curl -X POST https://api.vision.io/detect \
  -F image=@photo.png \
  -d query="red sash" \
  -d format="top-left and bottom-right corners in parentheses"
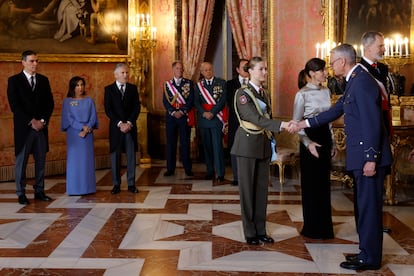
top-left (197, 81), bottom-right (228, 131)
top-left (166, 80), bottom-right (185, 107)
top-left (166, 80), bottom-right (195, 127)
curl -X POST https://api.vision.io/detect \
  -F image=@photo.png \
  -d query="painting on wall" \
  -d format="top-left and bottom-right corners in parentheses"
top-left (343, 0), bottom-right (412, 46)
top-left (0, 0), bottom-right (129, 62)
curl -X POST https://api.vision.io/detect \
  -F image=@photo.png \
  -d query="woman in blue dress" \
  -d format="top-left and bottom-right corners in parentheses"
top-left (61, 76), bottom-right (98, 195)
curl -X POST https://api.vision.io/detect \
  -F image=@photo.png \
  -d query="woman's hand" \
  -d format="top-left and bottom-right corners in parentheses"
top-left (308, 142), bottom-right (321, 158)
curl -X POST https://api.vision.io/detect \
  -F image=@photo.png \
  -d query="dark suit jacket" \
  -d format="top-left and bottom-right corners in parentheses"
top-left (231, 85), bottom-right (281, 159)
top-left (104, 82), bottom-right (141, 153)
top-left (360, 57), bottom-right (389, 92)
top-left (194, 77), bottom-right (227, 129)
top-left (7, 71), bottom-right (54, 155)
top-left (360, 57), bottom-right (393, 135)
top-left (308, 65), bottom-right (392, 171)
top-left (226, 77), bottom-right (241, 148)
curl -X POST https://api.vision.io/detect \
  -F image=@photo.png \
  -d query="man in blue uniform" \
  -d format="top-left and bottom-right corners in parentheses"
top-left (163, 61), bottom-right (194, 177)
top-left (295, 44), bottom-right (392, 270)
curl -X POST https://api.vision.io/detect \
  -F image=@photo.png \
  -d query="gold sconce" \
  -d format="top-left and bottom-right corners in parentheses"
top-left (129, 13), bottom-right (157, 105)
top-left (128, 7), bottom-right (157, 168)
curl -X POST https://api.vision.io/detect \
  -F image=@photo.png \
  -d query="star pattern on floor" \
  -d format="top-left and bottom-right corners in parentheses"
top-left (0, 164), bottom-right (414, 275)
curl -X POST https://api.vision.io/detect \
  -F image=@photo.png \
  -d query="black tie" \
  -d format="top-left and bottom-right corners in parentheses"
top-left (120, 84), bottom-right (125, 98)
top-left (30, 76), bottom-right (35, 91)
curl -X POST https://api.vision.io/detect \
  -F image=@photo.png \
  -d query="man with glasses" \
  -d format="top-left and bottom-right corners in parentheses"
top-left (293, 44), bottom-right (392, 271)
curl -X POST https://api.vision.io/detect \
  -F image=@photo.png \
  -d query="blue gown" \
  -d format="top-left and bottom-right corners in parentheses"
top-left (61, 97), bottom-right (98, 195)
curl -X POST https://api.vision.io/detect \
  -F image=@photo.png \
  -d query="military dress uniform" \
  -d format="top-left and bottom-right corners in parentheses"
top-left (307, 65), bottom-right (392, 268)
top-left (194, 77), bottom-right (227, 180)
top-left (231, 83), bottom-right (282, 243)
top-left (162, 77), bottom-right (194, 176)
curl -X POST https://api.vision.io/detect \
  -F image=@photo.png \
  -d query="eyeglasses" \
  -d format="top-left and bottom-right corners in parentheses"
top-left (329, 58), bottom-right (341, 68)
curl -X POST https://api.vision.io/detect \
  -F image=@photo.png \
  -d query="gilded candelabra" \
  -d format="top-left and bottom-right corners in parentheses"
top-left (129, 13), bottom-right (157, 106)
top-left (129, 13), bottom-right (157, 167)
top-left (383, 55), bottom-right (412, 74)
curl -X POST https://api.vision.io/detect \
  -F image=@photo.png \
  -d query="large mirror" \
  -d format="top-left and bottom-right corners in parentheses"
top-left (325, 0), bottom-right (414, 97)
top-left (326, 0), bottom-right (414, 48)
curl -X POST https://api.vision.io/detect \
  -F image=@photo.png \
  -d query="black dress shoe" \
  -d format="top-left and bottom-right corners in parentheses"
top-left (185, 171), bottom-right (194, 177)
top-left (18, 195), bottom-right (30, 205)
top-left (34, 192), bottom-right (52, 201)
top-left (231, 180), bottom-right (238, 186)
top-left (340, 260), bottom-right (380, 270)
top-left (345, 254), bottom-right (359, 262)
top-left (164, 170), bottom-right (174, 176)
top-left (128, 186), bottom-right (139, 193)
top-left (246, 237), bottom-right (262, 245)
top-left (257, 235), bottom-right (274, 243)
top-left (205, 174), bottom-right (213, 180)
top-left (111, 186), bottom-right (121, 194)
top-left (216, 176), bottom-right (225, 182)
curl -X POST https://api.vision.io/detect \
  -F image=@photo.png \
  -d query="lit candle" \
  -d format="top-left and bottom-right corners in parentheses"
top-left (316, 43), bottom-right (320, 58)
top-left (360, 44), bottom-right (364, 57)
top-left (398, 37), bottom-right (403, 57)
top-left (131, 26), bottom-right (137, 39)
top-left (390, 39), bottom-right (394, 57)
top-left (384, 38), bottom-right (389, 57)
top-left (321, 44), bottom-right (325, 59)
top-left (404, 37), bottom-right (409, 56)
top-left (141, 14), bottom-right (145, 26)
top-left (146, 14), bottom-right (150, 26)
top-left (152, 27), bottom-right (157, 40)
top-left (136, 14), bottom-right (140, 27)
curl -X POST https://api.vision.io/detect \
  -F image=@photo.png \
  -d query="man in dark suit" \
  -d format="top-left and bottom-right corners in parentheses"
top-left (104, 63), bottom-right (140, 194)
top-left (226, 58), bottom-right (249, 186)
top-left (295, 44), bottom-right (392, 270)
top-left (7, 50), bottom-right (54, 205)
top-left (194, 62), bottom-right (227, 182)
top-left (360, 31), bottom-right (393, 136)
top-left (162, 61), bottom-right (194, 177)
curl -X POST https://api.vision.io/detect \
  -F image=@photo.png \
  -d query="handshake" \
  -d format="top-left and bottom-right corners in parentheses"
top-left (280, 120), bottom-right (307, 133)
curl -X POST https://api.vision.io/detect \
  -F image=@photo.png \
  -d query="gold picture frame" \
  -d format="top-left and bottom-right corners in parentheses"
top-left (326, 0), bottom-right (414, 50)
top-left (0, 0), bottom-right (134, 62)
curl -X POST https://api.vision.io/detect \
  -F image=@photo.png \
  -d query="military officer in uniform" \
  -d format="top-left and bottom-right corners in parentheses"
top-left (231, 57), bottom-right (292, 245)
top-left (295, 44), bottom-right (392, 270)
top-left (163, 61), bottom-right (194, 177)
top-left (194, 62), bottom-right (227, 181)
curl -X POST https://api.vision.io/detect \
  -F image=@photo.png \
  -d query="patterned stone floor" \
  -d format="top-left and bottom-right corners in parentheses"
top-left (0, 161), bottom-right (414, 275)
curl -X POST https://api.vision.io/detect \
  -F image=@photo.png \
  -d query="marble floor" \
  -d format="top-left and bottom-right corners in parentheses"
top-left (1, 161), bottom-right (414, 275)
